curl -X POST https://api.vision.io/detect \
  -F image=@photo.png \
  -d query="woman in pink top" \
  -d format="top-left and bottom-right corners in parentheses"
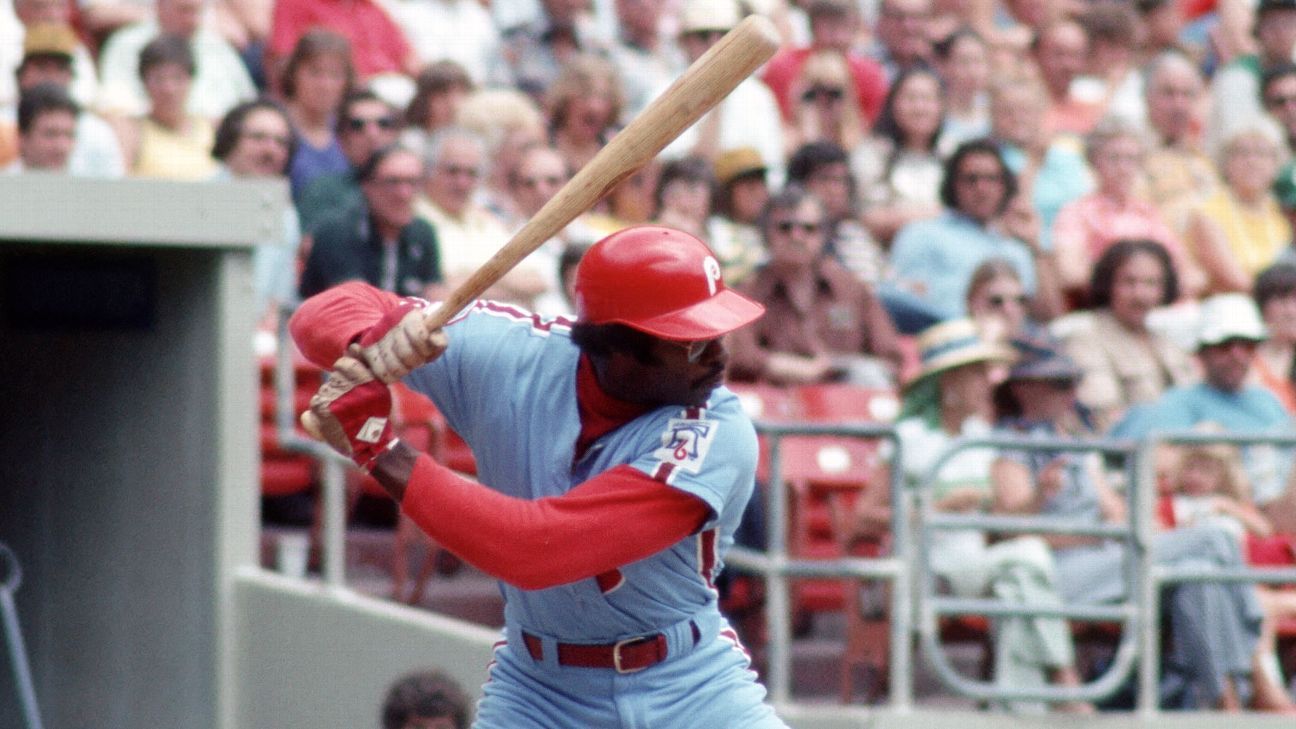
top-left (1051, 117), bottom-right (1204, 303)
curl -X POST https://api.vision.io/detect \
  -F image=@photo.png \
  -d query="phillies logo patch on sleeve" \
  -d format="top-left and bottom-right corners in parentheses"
top-left (653, 417), bottom-right (718, 475)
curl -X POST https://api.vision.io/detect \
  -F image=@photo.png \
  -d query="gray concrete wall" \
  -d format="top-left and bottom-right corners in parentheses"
top-left (233, 570), bottom-right (498, 728)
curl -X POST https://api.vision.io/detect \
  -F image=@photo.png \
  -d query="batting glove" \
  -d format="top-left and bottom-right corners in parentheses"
top-left (307, 355), bottom-right (400, 472)
top-left (357, 299), bottom-right (448, 384)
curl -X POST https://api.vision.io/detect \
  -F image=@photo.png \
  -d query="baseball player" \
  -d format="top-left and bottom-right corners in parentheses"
top-left (291, 226), bottom-right (789, 728)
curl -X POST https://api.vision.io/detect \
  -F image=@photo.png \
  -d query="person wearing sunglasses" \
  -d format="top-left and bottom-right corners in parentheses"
top-left (296, 90), bottom-right (401, 234)
top-left (299, 143), bottom-right (441, 301)
top-left (728, 185), bottom-right (901, 386)
top-left (761, 0), bottom-right (886, 126)
top-left (891, 138), bottom-right (1058, 323)
top-left (290, 225), bottom-right (790, 727)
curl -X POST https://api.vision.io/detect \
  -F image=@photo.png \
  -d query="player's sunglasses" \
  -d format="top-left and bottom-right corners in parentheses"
top-left (669, 337), bottom-right (721, 363)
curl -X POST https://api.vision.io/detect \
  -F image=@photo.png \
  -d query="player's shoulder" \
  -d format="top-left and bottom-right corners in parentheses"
top-left (447, 299), bottom-right (577, 340)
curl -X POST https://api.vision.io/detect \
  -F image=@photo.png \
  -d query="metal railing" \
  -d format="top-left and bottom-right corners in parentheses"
top-left (271, 305), bottom-right (352, 588)
top-left (1134, 431), bottom-right (1296, 716)
top-left (726, 421), bottom-right (911, 710)
top-left (914, 435), bottom-right (1143, 705)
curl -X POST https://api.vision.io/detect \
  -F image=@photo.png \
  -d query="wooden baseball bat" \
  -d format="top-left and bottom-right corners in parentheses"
top-left (423, 13), bottom-right (780, 333)
top-left (301, 16), bottom-right (779, 441)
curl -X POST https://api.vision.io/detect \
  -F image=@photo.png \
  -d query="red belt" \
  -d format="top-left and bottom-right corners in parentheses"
top-left (522, 622), bottom-right (700, 674)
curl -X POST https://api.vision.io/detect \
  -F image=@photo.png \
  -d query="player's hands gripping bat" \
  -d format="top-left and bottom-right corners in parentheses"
top-left (356, 298), bottom-right (448, 384)
top-left (307, 354), bottom-right (400, 471)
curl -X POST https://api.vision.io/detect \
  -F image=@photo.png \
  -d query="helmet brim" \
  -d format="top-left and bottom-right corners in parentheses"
top-left (616, 288), bottom-right (765, 340)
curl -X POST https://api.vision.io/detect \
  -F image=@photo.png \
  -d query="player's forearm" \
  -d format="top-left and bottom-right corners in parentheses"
top-left (289, 282), bottom-right (406, 367)
top-left (372, 444), bottom-right (709, 590)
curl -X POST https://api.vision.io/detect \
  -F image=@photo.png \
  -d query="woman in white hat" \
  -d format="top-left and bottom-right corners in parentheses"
top-left (852, 319), bottom-right (1090, 710)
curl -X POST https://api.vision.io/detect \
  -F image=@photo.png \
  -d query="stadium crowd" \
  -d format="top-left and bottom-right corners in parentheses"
top-left (9, 0), bottom-right (1296, 714)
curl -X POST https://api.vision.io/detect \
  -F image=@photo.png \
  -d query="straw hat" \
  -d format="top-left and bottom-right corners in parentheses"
top-left (713, 147), bottom-right (766, 186)
top-left (905, 319), bottom-right (1014, 390)
top-left (22, 23), bottom-right (79, 61)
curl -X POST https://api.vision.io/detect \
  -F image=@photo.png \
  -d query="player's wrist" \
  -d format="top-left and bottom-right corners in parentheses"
top-left (369, 440), bottom-right (419, 502)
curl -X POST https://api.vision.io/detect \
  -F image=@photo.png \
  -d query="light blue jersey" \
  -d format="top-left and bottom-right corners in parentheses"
top-left (404, 300), bottom-right (785, 728)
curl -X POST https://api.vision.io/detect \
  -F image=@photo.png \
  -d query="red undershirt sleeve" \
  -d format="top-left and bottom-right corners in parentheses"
top-left (288, 281), bottom-right (406, 367)
top-left (400, 459), bottom-right (713, 590)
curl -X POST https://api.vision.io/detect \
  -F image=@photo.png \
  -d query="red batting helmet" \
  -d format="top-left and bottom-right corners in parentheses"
top-left (574, 225), bottom-right (765, 340)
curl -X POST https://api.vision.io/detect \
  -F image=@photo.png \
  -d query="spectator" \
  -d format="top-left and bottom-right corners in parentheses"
top-left (545, 54), bottom-right (622, 175)
top-left (454, 88), bottom-right (547, 222)
top-left (299, 144), bottom-right (440, 299)
top-left (379, 0), bottom-right (499, 85)
top-left (659, 0), bottom-right (785, 187)
top-left (782, 50), bottom-right (868, 157)
top-left (506, 143), bottom-right (600, 313)
top-left (1187, 116), bottom-right (1291, 293)
top-left (1252, 262), bottom-right (1296, 412)
top-left (707, 146), bottom-right (769, 287)
top-left (97, 0), bottom-right (255, 121)
top-left (1079, 1), bottom-right (1146, 127)
top-left (1058, 240), bottom-right (1197, 432)
top-left (652, 156), bottom-right (713, 243)
top-left (280, 29), bottom-right (354, 201)
top-left (267, 0), bottom-right (416, 89)
top-left (933, 28), bottom-right (992, 153)
top-left (855, 67), bottom-right (946, 244)
top-left (787, 141), bottom-right (888, 293)
top-left (992, 331), bottom-right (1268, 711)
top-left (727, 185), bottom-right (902, 385)
top-left (1211, 0), bottom-right (1296, 150)
top-left (965, 257), bottom-right (1036, 346)
top-left (607, 0), bottom-right (685, 120)
top-left (1032, 19), bottom-right (1103, 138)
top-left (415, 127), bottom-right (524, 301)
top-left (211, 98), bottom-right (300, 319)
top-left (1, 0), bottom-right (99, 112)
top-left (869, 0), bottom-right (933, 80)
top-left (889, 138), bottom-right (1048, 321)
top-left (1159, 438), bottom-right (1296, 712)
top-left (401, 61), bottom-right (474, 157)
top-left (1114, 293), bottom-right (1296, 535)
top-left (852, 318), bottom-right (1089, 711)
top-left (988, 78), bottom-right (1093, 253)
top-left (296, 90), bottom-right (401, 234)
top-left (1140, 51), bottom-right (1219, 239)
top-left (761, 0), bottom-right (888, 126)
top-left (1052, 117), bottom-right (1198, 300)
top-left (488, 0), bottom-right (601, 101)
top-left (1, 23), bottom-right (125, 177)
top-left (4, 82), bottom-right (76, 173)
top-left (1264, 63), bottom-right (1296, 154)
top-left (112, 35), bottom-right (219, 180)
top-left (380, 668), bottom-right (471, 729)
